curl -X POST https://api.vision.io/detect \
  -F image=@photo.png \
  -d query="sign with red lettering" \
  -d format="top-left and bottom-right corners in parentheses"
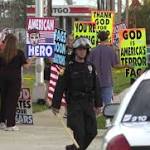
top-left (26, 17), bottom-right (55, 57)
top-left (26, 5), bottom-right (96, 16)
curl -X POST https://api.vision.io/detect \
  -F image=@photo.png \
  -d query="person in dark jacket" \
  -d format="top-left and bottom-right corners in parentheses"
top-left (0, 33), bottom-right (15, 129)
top-left (0, 34), bottom-right (34, 131)
top-left (51, 37), bottom-right (102, 150)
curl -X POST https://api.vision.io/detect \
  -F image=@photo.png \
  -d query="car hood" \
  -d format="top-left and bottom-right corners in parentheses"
top-left (104, 122), bottom-right (150, 146)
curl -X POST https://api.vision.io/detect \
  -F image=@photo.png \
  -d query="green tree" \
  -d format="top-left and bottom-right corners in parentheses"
top-left (26, 0), bottom-right (35, 5)
top-left (0, 0), bottom-right (35, 29)
top-left (128, 0), bottom-right (150, 44)
top-left (13, 0), bottom-right (26, 28)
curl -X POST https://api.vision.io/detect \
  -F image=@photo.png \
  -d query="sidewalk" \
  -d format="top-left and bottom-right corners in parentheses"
top-left (0, 88), bottom-right (128, 150)
top-left (0, 110), bottom-right (103, 150)
top-left (113, 88), bottom-right (129, 103)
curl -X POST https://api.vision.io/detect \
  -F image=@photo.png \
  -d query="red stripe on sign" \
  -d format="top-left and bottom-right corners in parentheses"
top-left (47, 64), bottom-right (66, 106)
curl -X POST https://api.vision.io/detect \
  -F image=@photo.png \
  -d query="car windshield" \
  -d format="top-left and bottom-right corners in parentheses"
top-left (122, 79), bottom-right (150, 122)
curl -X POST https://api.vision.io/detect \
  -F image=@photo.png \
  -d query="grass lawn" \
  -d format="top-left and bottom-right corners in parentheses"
top-left (113, 68), bottom-right (130, 94)
top-left (23, 69), bottom-right (130, 128)
top-left (23, 72), bottom-right (48, 113)
top-left (97, 115), bottom-right (106, 129)
top-left (23, 68), bottom-right (130, 97)
top-left (32, 103), bottom-right (49, 113)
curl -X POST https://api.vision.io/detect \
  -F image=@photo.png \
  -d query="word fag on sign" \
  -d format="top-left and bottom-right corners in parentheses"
top-left (91, 11), bottom-right (114, 44)
top-left (53, 28), bottom-right (67, 66)
top-left (74, 21), bottom-right (97, 48)
top-left (119, 28), bottom-right (147, 78)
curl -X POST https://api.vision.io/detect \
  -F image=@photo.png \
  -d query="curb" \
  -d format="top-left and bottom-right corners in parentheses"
top-left (97, 129), bottom-right (107, 138)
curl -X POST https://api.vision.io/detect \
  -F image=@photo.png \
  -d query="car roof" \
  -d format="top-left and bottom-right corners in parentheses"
top-left (113, 70), bottom-right (150, 125)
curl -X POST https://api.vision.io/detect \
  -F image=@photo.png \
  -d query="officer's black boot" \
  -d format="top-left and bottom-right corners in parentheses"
top-left (65, 144), bottom-right (78, 150)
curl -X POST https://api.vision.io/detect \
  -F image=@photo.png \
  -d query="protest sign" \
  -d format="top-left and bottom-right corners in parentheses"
top-left (53, 28), bottom-right (67, 66)
top-left (26, 17), bottom-right (55, 57)
top-left (91, 11), bottom-right (114, 44)
top-left (114, 23), bottom-right (126, 46)
top-left (16, 88), bottom-right (33, 124)
top-left (119, 28), bottom-right (147, 78)
top-left (74, 21), bottom-right (96, 48)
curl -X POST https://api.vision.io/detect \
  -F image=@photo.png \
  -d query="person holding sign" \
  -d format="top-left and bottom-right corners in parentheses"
top-left (87, 31), bottom-right (130, 106)
top-left (0, 34), bottom-right (35, 131)
top-left (66, 33), bottom-right (74, 63)
top-left (51, 37), bottom-right (102, 150)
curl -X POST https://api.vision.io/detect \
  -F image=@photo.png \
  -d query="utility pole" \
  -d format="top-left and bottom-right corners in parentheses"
top-left (111, 0), bottom-right (115, 11)
top-left (47, 0), bottom-right (52, 16)
top-left (32, 0), bottom-right (46, 102)
top-left (65, 0), bottom-right (73, 32)
top-left (101, 0), bottom-right (104, 10)
top-left (97, 0), bottom-right (100, 10)
top-left (118, 0), bottom-right (122, 23)
top-left (126, 0), bottom-right (129, 27)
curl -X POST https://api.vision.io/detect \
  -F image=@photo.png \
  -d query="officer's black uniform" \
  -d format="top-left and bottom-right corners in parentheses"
top-left (52, 60), bottom-right (102, 150)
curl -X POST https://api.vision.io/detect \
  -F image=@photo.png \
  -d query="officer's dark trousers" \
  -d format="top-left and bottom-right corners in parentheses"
top-left (0, 77), bottom-right (20, 127)
top-left (67, 101), bottom-right (97, 150)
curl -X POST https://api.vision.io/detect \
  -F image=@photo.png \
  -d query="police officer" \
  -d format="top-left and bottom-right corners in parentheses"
top-left (51, 37), bottom-right (102, 150)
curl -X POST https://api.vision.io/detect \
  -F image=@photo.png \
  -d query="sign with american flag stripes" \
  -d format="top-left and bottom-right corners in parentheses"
top-left (47, 64), bottom-right (66, 105)
top-left (26, 17), bottom-right (55, 58)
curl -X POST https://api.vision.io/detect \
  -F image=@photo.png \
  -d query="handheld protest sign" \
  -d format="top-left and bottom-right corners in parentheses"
top-left (53, 28), bottom-right (67, 66)
top-left (73, 21), bottom-right (97, 48)
top-left (16, 88), bottom-right (33, 124)
top-left (26, 17), bottom-right (55, 58)
top-left (113, 23), bottom-right (127, 46)
top-left (119, 28), bottom-right (147, 78)
top-left (91, 11), bottom-right (114, 44)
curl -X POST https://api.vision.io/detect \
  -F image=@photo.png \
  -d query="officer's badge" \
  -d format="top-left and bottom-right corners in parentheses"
top-left (88, 65), bottom-right (93, 73)
top-left (59, 68), bottom-right (65, 76)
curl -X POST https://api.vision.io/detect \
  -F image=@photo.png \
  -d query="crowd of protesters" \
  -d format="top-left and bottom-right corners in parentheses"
top-left (0, 30), bottom-right (132, 150)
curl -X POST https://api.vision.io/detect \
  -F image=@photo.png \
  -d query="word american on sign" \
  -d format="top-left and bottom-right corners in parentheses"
top-left (27, 18), bottom-right (55, 31)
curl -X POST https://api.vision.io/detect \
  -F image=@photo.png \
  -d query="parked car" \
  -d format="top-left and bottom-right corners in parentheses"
top-left (101, 70), bottom-right (150, 150)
